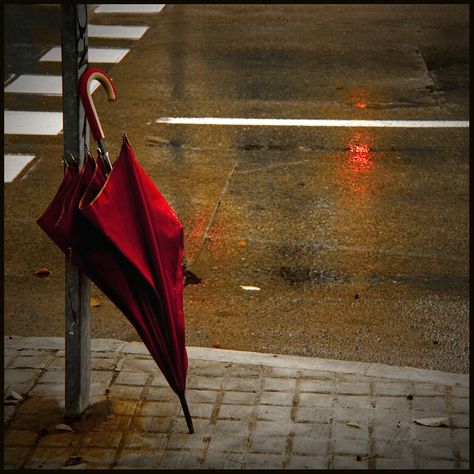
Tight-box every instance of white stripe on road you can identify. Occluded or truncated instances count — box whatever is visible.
[4,154,36,182]
[4,111,63,135]
[88,24,150,39]
[4,75,101,96]
[156,117,469,128]
[40,47,129,64]
[95,4,165,14]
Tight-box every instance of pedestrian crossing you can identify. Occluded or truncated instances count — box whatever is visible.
[4,4,166,183]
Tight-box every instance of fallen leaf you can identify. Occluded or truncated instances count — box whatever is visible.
[212,341,221,348]
[34,268,51,278]
[346,421,361,429]
[6,390,24,401]
[413,417,449,427]
[240,285,261,291]
[90,298,101,308]
[55,423,74,432]
[237,239,246,247]
[64,456,82,467]
[356,454,377,462]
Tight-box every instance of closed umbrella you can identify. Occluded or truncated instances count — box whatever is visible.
[37,68,193,433]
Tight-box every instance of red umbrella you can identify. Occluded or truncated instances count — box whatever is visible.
[37,68,193,433]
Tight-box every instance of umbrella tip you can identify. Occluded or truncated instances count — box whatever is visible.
[122,131,129,144]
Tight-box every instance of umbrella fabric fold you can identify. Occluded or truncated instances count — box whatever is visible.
[37,141,192,433]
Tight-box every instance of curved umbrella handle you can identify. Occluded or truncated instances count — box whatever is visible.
[79,68,118,143]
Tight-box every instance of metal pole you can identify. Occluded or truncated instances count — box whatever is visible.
[61,4,91,418]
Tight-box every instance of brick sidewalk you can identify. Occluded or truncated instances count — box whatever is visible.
[4,337,469,469]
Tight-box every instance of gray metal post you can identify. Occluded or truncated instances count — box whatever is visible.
[61,4,91,418]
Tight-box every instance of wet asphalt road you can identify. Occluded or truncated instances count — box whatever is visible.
[4,5,469,373]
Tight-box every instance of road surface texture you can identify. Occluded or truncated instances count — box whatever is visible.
[4,5,469,374]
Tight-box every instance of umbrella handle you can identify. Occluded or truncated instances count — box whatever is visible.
[179,393,194,434]
[79,68,118,143]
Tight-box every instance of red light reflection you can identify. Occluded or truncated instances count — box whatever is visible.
[354,102,367,109]
[347,132,373,170]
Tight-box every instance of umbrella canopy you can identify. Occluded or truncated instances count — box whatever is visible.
[37,68,193,433]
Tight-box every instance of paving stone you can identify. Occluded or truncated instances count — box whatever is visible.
[5,368,41,388]
[416,441,454,460]
[451,413,469,428]
[292,434,329,456]
[260,390,294,406]
[158,449,202,468]
[140,401,179,417]
[374,382,411,396]
[122,432,167,450]
[245,452,285,469]
[190,362,229,377]
[332,420,369,440]
[120,357,159,373]
[257,405,292,422]
[8,354,54,370]
[4,429,39,447]
[150,372,169,386]
[79,447,116,466]
[39,370,64,384]
[109,400,138,416]
[218,404,253,421]
[121,341,149,354]
[82,431,122,448]
[24,446,78,469]
[95,415,132,432]
[29,383,64,398]
[452,397,469,413]
[333,436,370,456]
[375,438,414,459]
[376,456,416,469]
[208,431,248,453]
[333,382,370,395]
[187,375,222,390]
[115,448,163,467]
[114,372,148,386]
[228,364,262,377]
[413,425,453,444]
[412,395,447,413]
[146,386,176,402]
[222,390,256,405]
[333,454,371,469]
[37,431,82,448]
[47,358,65,370]
[294,406,331,423]
[452,428,469,461]
[254,420,294,437]
[300,380,334,393]
[226,377,259,392]
[6,336,64,350]
[4,446,35,469]
[413,383,446,397]
[299,392,333,407]
[165,432,209,450]
[334,394,372,409]
[91,357,120,371]
[91,339,125,353]
[263,377,296,392]
[285,455,327,469]
[452,386,469,398]
[417,458,457,469]
[373,413,412,440]
[133,416,173,433]
[200,451,243,469]
[184,402,214,419]
[333,407,374,424]
[108,385,143,400]
[373,396,411,411]
[250,434,287,454]
[4,406,17,426]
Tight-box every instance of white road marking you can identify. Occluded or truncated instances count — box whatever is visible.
[156,117,469,128]
[4,154,36,182]
[4,75,100,96]
[4,111,63,135]
[39,47,129,64]
[95,4,165,14]
[88,24,149,39]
